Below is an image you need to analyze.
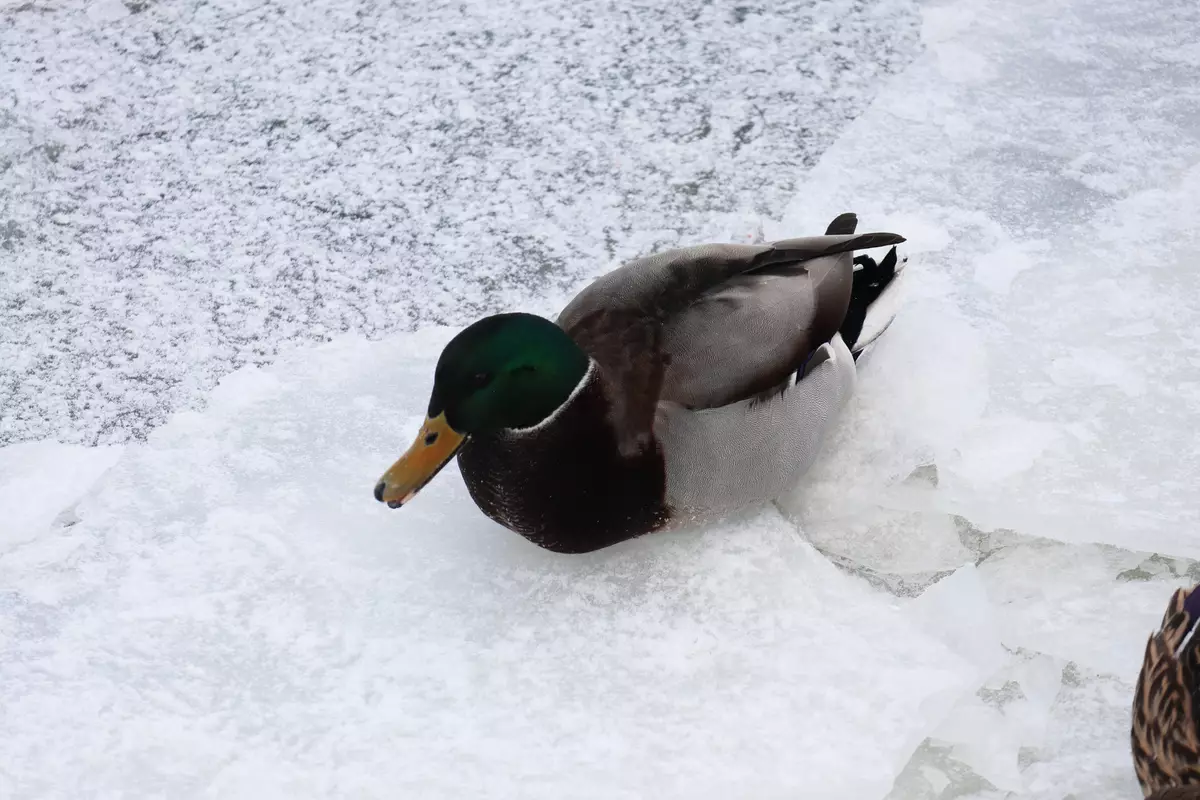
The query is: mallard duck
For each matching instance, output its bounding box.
[1133,583,1200,798]
[373,213,905,553]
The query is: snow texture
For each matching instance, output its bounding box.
[0,0,920,446]
[778,0,1200,794]
[0,332,977,799]
[0,439,122,547]
[780,0,1200,558]
[4,0,1200,795]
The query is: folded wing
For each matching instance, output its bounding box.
[556,223,904,451]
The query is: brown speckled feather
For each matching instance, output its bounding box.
[1149,789,1200,800]
[1134,585,1200,797]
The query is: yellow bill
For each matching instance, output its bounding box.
[374,413,466,508]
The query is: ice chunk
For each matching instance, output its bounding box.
[897,565,1010,783]
[1014,669,1144,800]
[890,538,1190,799]
[774,0,1200,557]
[891,565,1059,794]
[780,301,986,576]
[976,541,1186,679]
[933,697,1023,791]
[0,440,123,548]
[916,652,1060,794]
[906,565,1005,678]
[0,331,978,798]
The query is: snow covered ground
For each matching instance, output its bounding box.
[3,0,1200,797]
[0,0,919,446]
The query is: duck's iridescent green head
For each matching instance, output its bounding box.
[374,312,589,508]
[428,313,590,433]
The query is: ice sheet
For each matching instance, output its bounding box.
[961,540,1183,799]
[0,332,977,799]
[769,0,1200,793]
[885,536,1190,800]
[5,0,1199,794]
[0,0,921,446]
[0,440,123,548]
[779,0,1200,557]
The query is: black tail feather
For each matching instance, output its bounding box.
[824,212,858,235]
[840,246,899,353]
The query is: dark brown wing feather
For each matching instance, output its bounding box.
[556,223,904,452]
[1149,789,1200,800]
[1134,585,1200,797]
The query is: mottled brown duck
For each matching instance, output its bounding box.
[1134,583,1200,799]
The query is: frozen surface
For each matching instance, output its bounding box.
[0,0,920,446]
[0,439,122,548]
[4,0,1200,795]
[0,332,976,799]
[886,538,1187,800]
[780,0,1200,557]
[778,0,1200,794]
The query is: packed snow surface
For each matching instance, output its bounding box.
[3,0,1200,797]
[0,440,122,548]
[1,332,978,799]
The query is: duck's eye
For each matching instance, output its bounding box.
[469,372,493,391]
